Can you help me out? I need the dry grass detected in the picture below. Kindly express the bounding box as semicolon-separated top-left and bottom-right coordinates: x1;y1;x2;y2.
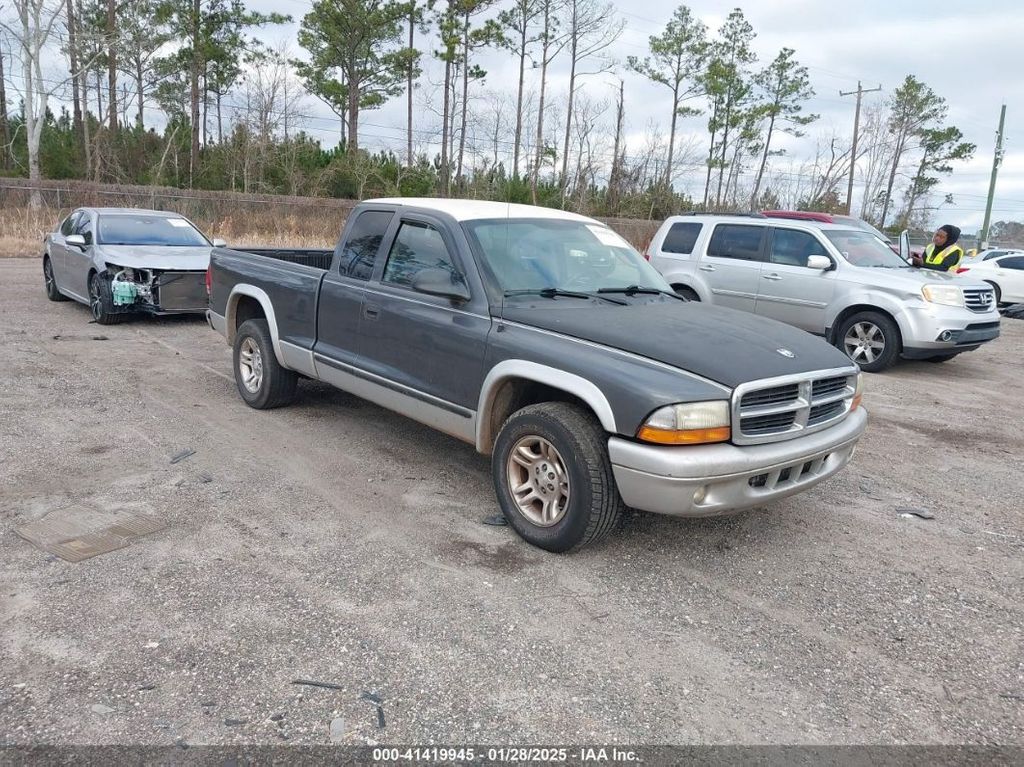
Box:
0;180;660;257
0;206;348;258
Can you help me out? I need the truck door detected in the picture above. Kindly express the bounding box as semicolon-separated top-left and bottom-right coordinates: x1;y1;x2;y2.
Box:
314;209;395;368
356;215;490;415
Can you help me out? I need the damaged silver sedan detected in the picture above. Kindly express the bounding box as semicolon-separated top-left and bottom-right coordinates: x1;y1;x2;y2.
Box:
43;207;225;325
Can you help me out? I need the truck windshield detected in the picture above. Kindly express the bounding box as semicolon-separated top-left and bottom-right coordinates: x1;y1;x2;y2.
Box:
825;230;910;268
463;218;671;295
98;215;210;247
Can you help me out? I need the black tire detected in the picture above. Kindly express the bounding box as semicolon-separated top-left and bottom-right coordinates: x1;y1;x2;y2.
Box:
673;284;700;301
984;280;1003;306
492;402;623;553
232;319;298;409
43;256;68;301
88;271;128;325
926;353;960;363
835;310;901;373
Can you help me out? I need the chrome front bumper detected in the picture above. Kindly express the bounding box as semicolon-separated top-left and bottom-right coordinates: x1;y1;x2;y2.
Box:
609;408;867;517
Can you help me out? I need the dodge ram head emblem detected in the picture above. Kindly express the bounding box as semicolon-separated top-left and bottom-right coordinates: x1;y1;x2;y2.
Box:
776;348;795;358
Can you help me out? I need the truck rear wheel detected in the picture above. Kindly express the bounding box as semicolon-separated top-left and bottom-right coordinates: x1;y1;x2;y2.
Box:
492;402;623;552
233;319;298;409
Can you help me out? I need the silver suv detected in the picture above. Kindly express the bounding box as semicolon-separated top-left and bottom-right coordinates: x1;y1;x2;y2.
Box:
647;215;1001;372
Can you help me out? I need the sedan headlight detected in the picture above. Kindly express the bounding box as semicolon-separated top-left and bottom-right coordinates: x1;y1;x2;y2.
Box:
921;284;964;307
637;401;731;445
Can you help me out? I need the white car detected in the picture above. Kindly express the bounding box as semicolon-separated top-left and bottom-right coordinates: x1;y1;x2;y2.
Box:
957;253;1024;306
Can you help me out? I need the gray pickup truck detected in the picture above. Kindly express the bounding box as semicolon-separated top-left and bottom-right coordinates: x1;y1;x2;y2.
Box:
208;198;867;552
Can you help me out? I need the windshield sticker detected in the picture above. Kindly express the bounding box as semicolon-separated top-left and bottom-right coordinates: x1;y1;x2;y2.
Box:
586;225;629;248
167;219;191;227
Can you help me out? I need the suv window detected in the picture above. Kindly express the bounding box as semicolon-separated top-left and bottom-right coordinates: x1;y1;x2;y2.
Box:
383;221;461;288
661;222;702;255
769;229;823;267
999;256;1024;270
706;224;765;261
338;211;393;280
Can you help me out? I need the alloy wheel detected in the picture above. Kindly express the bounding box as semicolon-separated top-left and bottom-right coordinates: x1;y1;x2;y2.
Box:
506;435;571;527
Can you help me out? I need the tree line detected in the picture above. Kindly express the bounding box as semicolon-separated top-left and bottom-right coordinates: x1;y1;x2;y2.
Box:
0;0;975;230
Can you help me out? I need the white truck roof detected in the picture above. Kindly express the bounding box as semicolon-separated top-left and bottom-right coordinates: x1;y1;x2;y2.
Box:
369;197;599;224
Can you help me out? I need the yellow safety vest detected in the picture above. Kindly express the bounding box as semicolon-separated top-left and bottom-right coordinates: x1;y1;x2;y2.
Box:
923;243;964;272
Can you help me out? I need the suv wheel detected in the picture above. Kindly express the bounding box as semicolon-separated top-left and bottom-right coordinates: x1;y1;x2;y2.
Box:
837;311;901;373
492;402;623;552
673;285;699;301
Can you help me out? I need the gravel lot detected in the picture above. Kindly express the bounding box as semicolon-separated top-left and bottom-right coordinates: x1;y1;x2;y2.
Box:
1;256;1022;746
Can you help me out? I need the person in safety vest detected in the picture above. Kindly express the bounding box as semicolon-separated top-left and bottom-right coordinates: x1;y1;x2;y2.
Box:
912;224;964;272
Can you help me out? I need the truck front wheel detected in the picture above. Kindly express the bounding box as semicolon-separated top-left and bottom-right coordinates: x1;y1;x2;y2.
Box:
232;319;298;409
492;402;624;552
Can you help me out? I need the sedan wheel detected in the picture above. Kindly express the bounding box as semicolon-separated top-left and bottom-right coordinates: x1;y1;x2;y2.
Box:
843;321;885;365
506;435;571;527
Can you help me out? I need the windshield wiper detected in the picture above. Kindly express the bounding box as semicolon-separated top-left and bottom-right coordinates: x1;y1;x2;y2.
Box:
503;288;626;305
597;285;686;301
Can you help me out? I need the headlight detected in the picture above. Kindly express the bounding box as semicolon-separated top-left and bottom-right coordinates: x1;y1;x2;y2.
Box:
851;373;863;411
921;284;964;307
637;401;731;445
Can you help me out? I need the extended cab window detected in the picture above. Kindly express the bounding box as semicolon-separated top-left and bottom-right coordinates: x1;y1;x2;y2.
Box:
706;224;765;261
383;221;461;288
770;229;824;267
661;222;702;254
339;211;392;280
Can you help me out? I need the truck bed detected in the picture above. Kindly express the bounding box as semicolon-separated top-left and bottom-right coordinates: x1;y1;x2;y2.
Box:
226;247;335;271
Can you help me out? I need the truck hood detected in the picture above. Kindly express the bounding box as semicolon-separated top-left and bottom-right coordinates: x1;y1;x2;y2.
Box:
96;245;211;271
500;300;854;388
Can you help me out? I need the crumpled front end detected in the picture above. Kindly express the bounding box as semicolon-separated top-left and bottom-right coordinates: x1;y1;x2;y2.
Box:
100;267;208;315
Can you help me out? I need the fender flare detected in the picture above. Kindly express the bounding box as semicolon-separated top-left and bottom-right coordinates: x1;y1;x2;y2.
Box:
475;360;617;452
225;284;286;366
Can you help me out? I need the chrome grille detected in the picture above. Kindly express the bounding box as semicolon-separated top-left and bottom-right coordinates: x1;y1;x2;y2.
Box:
732;368;859;445
964;288;995;313
740;383;800;408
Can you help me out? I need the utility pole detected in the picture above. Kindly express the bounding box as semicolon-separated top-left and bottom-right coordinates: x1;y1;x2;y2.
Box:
979;104;1007;250
840;82;882;216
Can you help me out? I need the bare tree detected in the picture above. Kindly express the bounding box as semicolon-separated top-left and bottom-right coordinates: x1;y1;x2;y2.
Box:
498;0;542;177
557;0;621;199
2;0;71;207
0;24;9;168
530;0;567;203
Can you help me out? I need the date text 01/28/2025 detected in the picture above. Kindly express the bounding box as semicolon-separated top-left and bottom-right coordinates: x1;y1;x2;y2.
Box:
371;747;640;762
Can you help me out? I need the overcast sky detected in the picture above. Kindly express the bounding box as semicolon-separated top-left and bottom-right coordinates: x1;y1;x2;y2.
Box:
237;0;1021;232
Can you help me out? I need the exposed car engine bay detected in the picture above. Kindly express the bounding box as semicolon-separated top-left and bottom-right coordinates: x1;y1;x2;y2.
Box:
102;267;208;314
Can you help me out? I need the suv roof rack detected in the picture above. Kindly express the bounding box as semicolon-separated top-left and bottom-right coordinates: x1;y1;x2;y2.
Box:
760;210;834;223
675;211;766;218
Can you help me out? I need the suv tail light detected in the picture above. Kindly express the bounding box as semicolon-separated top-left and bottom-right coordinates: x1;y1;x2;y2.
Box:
956;267;970;274
205;266;212;296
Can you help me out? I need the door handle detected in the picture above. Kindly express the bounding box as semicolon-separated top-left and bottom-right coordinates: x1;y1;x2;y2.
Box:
363;304;381;321
763;273;782;281
698;265;716;272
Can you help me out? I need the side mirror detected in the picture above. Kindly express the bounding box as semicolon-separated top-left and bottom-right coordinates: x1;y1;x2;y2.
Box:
806;255;833;270
411;268;470;302
211;238;227;248
66;234;86;248
899;230;911;262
